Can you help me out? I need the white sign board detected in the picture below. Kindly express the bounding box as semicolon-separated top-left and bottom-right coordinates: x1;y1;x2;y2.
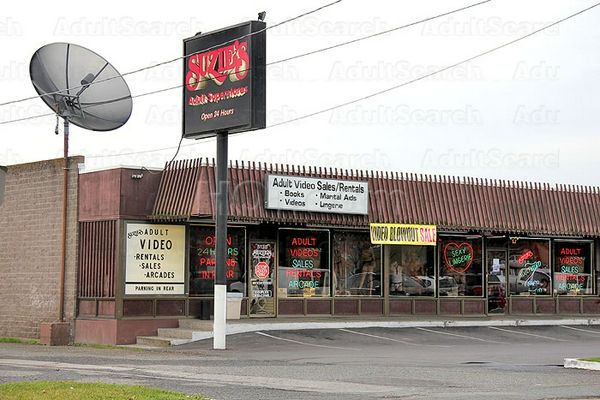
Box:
125;223;186;295
265;175;368;215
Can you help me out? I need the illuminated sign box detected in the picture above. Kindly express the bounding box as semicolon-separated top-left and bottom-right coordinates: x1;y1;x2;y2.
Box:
370;223;437;246
124;223;186;295
265;175;369;215
182;21;266;139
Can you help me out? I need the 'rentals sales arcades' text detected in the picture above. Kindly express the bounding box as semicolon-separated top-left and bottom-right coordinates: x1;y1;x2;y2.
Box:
183;21;266;139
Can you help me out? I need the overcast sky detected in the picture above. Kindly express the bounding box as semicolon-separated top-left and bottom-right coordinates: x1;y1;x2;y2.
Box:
1;0;599;185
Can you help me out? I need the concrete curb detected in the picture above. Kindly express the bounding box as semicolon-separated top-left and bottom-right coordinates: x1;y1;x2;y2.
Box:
184;317;600;344
564;358;600;371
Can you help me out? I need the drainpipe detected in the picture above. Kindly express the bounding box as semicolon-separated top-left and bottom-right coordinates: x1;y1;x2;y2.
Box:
59;119;69;322
0;165;6;206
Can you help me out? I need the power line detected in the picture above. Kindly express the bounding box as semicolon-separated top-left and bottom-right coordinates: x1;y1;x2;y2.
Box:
267;0;600;129
87;0;600;160
0;0;491;127
126;0;494;100
269;0;491;67
0;110;55;125
0;0;342;108
85;0;496;161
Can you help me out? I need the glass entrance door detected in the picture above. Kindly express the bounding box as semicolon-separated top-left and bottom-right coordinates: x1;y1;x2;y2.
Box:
249;240;276;317
487;250;507;314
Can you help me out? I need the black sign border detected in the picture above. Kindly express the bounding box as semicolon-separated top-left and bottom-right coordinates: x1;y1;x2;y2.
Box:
182;20;266;139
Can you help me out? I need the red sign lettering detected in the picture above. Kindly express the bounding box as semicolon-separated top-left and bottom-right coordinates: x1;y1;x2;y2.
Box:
185;40;249;91
290;237;317;246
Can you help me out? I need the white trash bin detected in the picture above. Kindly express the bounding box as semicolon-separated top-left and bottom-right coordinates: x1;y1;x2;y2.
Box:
226;292;243;320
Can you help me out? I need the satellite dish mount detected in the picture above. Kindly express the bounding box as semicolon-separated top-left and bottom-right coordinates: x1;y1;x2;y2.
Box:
29;42;132;324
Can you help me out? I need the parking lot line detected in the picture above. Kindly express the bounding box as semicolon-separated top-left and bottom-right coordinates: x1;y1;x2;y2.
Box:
255;331;360;351
339;328;452;347
416;327;506;344
559;325;600;335
488;326;568;341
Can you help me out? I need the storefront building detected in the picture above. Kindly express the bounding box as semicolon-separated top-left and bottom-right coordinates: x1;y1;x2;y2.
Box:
75;158;600;344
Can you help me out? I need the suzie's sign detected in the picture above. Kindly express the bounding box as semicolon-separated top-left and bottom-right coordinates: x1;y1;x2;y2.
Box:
265;175;369;215
183;21;266;139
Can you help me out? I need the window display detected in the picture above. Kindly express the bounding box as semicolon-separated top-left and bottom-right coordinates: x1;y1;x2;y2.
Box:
278;229;330;297
188;226;246;296
388;245;435;296
554;242;593;295
333;232;381;296
508;238;550;295
439;236;483;296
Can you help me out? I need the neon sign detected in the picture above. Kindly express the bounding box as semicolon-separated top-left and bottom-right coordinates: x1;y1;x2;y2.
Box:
443;242;474;273
287;236;321;289
556;245;588;294
195;233;240;280
518;250;533;265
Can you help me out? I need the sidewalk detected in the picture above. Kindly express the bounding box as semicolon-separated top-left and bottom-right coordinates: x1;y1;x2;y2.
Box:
564;358;600;371
163;315;600;344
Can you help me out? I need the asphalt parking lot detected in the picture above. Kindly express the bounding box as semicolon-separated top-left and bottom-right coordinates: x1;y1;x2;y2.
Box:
1;325;600;399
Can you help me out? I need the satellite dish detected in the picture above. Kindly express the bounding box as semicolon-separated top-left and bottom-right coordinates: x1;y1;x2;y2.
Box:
28;43;133;324
29;42;132;131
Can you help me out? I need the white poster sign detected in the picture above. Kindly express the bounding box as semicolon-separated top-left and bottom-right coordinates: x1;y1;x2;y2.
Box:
265;175;368;215
125;223;186;295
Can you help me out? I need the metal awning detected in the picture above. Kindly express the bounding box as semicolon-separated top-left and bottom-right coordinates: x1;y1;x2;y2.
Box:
151;158;600;237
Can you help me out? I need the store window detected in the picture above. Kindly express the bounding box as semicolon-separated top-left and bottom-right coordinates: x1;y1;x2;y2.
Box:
554;241;593;295
486;236;509;250
333;231;381;296
439;236;483;296
508;238;550;295
388;245;435;296
188;226;246;296
278;229;330;298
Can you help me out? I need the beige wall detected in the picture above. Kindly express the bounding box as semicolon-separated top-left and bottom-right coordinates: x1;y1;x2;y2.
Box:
0;157;82;339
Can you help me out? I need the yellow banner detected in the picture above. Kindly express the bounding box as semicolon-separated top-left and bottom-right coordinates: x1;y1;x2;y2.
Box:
370;223;437;246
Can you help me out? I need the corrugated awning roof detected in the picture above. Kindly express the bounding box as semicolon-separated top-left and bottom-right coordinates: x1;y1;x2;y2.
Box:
151;158;600;237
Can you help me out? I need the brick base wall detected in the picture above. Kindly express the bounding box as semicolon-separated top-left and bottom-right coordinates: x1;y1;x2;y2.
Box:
0;157;82;339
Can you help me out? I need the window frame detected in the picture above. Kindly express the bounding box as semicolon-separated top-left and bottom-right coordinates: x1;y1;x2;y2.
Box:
331;230;383;297
277;227;331;298
438;234;484;298
187;224;247;297
507;237;552;297
386;244;437;298
553;239;594;296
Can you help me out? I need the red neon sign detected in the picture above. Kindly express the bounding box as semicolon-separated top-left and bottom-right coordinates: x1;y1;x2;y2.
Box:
443;242;474;273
